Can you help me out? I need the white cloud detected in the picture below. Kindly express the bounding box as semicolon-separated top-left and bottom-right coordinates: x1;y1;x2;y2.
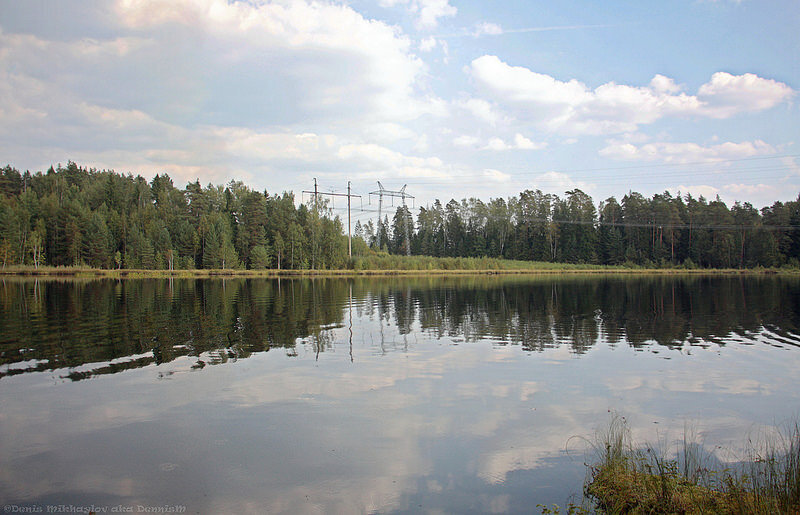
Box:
482;134;547;151
599;139;776;163
364;123;417;142
485;137;510;151
618;132;651;144
112;0;433;122
534;171;593;193
513;133;548;150
413;133;430;152
336;143;446;178
649;74;682;95
470;55;590;107
782;156;800;176
415;0;457;29
0;0;793;210
722;183;778;196
697;72;795;118
453;135;480;147
419;36;437;52
214;128;328;161
483;169;511;182
456;97;505;126
439;38;450;63
676;184;721;199
469;55;794;135
0;0;466;196
377;0;456;30
473;22;504;37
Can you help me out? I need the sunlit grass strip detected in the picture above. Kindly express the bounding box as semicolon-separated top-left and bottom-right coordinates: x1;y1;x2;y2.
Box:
585;415;800;514
0;256;798;278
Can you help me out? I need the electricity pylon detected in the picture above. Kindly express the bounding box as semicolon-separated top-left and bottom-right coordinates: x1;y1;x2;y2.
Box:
302;178;361;259
369;181;414;256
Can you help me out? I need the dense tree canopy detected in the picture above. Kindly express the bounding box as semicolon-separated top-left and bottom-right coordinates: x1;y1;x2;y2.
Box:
1;162;798;269
0;163;346;270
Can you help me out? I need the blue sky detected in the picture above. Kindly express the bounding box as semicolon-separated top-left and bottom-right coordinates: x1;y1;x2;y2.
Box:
0;0;797;211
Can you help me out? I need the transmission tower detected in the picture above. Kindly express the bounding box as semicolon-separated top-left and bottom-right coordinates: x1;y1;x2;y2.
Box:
369;181;414;255
302;178;361;260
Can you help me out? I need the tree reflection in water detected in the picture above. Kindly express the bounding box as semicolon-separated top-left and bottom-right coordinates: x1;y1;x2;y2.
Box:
1;275;799;380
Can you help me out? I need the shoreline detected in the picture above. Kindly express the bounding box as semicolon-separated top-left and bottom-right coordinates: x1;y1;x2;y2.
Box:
0;266;796;279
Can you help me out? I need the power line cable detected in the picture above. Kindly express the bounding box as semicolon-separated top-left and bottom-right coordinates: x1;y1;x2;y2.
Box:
330;206;800;231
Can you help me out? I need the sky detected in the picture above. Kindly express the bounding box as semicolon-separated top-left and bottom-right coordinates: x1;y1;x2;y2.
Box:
0;0;798;217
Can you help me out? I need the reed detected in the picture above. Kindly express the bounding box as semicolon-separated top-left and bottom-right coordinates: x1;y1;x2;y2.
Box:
584;416;800;513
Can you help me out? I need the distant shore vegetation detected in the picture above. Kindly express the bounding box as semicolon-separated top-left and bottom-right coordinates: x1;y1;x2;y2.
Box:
1;162;799;272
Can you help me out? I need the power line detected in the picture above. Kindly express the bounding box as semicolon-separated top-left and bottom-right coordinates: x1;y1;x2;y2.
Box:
302;178;362;259
331;206;800;231
369;182;415;255
332;154;800;188
411;153;800;182
384;165;800;187
540;218;800;231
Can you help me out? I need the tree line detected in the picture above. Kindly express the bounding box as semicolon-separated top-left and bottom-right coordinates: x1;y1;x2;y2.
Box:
361;188;800;268
1;162;799;270
0;162;352;270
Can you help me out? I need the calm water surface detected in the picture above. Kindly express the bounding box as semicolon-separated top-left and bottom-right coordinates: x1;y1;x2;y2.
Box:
1;275;799;513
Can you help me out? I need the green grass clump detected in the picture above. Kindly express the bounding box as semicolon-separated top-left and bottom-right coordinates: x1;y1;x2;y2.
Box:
585;415;800;514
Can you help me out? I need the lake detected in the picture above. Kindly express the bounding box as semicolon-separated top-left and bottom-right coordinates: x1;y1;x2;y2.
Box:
1;275;799;514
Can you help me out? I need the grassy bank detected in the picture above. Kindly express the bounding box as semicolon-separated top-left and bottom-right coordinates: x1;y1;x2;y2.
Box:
1;254;798;278
584;416;800;514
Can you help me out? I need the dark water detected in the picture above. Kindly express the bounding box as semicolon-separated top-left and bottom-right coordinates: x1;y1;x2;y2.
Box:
1;275;799;513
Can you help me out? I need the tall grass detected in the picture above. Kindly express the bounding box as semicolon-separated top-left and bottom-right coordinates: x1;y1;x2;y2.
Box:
351;254;632;272
735;422;800;513
584;415;800;513
2;257;796;277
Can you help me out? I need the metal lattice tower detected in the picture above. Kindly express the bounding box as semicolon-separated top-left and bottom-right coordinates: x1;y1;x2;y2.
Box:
302;178;361;260
369;181;414;255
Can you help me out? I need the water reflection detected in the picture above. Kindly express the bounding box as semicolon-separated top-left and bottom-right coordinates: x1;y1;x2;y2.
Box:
2;275;799;380
1;276;800;512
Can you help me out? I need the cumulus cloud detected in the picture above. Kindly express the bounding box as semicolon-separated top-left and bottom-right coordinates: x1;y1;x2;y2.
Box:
419;36;437;52
722;183;778;196
416;0;457;29
469;55;794;135
482;134;547;151
112;0;435;123
0;0;792;209
214;128;329;161
453;135;480;147
455;97;505;126
364;123;417;143
336;143;449;179
483;169;511;182
534;171;593;193
378;0;457;29
697;72;795;118
0;0;456;189
599;139;776;163
513;133;547;150
485;137;511;151
649;74;682;95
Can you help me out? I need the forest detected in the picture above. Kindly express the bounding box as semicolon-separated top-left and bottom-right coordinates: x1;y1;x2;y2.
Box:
1;161;799;270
